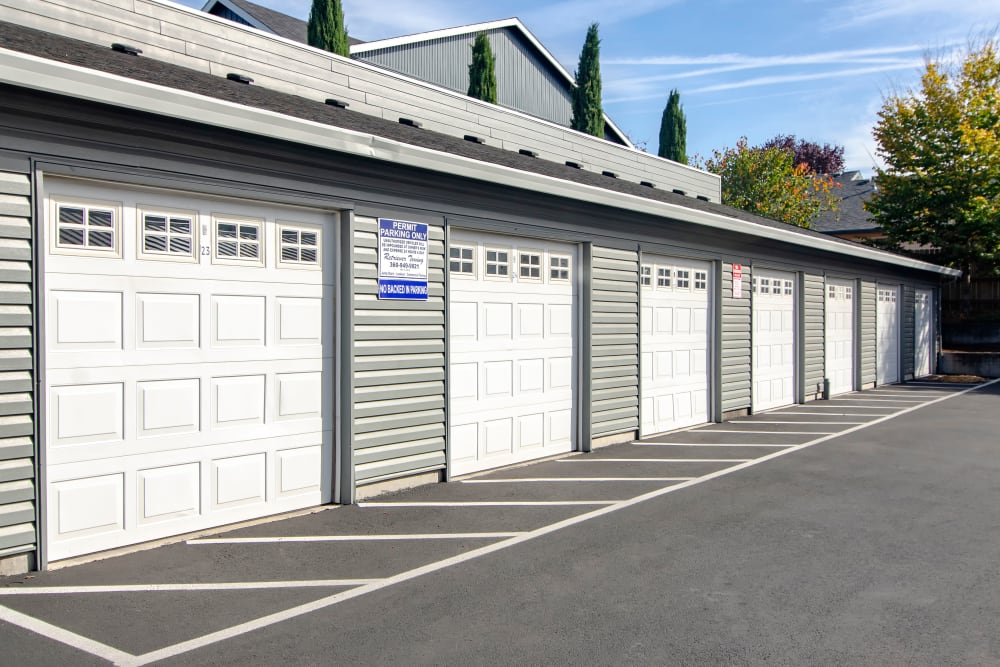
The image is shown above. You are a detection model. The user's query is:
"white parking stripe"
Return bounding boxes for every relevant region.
[831,397,925,402]
[773,405,894,410]
[695,429,837,435]
[0,580,382,595]
[774,412,882,417]
[0,604,134,664]
[462,477,695,483]
[357,501,620,507]
[188,534,523,544]
[724,421,864,425]
[633,443,793,447]
[122,379,997,667]
[556,458,751,463]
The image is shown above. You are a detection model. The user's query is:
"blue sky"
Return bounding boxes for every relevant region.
[180,0,997,173]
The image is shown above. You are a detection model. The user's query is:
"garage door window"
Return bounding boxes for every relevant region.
[640,265,652,286]
[139,210,196,261]
[656,267,671,288]
[278,225,320,268]
[449,246,475,275]
[676,269,691,289]
[53,200,120,255]
[694,270,707,290]
[215,218,262,265]
[485,249,510,277]
[783,280,794,296]
[550,255,570,281]
[519,251,542,280]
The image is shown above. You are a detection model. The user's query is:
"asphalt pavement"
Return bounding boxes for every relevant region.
[2,380,998,666]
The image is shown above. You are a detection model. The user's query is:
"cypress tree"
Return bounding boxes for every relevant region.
[467,32,498,104]
[658,89,687,163]
[570,23,605,138]
[307,0,349,57]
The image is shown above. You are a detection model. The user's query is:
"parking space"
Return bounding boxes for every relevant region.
[0,381,987,666]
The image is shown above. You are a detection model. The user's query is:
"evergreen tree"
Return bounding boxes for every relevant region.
[657,89,687,163]
[570,23,604,138]
[307,0,349,57]
[467,32,498,104]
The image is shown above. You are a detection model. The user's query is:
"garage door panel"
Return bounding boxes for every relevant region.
[51,290,123,350]
[640,256,711,436]
[877,286,900,384]
[825,279,855,395]
[448,231,576,476]
[43,179,333,560]
[752,269,796,411]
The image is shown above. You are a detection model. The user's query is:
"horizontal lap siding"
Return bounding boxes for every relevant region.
[860,280,877,387]
[721,263,751,412]
[902,285,915,380]
[0,168,35,558]
[352,217,446,484]
[3,0,721,202]
[591,247,639,437]
[802,273,824,400]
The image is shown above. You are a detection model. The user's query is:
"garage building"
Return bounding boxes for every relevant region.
[0,0,957,571]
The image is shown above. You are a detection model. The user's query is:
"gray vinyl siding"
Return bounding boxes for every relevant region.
[356,28,574,131]
[591,246,639,438]
[0,167,35,557]
[4,0,722,202]
[802,273,825,400]
[720,263,751,413]
[902,284,915,380]
[351,216,447,485]
[860,280,877,387]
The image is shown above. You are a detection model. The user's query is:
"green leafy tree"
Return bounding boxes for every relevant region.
[570,23,604,138]
[657,89,687,163]
[695,138,839,228]
[467,32,498,104]
[869,40,1000,278]
[307,0,349,57]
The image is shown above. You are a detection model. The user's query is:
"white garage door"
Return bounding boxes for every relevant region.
[639,256,710,436]
[877,286,900,385]
[448,231,576,476]
[915,289,933,377]
[43,178,334,561]
[752,269,796,411]
[825,279,855,396]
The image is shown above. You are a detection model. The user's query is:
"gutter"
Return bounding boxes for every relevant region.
[0,47,960,277]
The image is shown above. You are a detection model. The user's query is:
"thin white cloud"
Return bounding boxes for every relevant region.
[832,0,1000,29]
[688,62,921,95]
[604,44,934,67]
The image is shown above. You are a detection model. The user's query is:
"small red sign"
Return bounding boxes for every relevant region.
[732,263,743,279]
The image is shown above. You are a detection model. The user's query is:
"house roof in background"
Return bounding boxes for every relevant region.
[351,18,631,147]
[812,170,883,234]
[202,0,363,45]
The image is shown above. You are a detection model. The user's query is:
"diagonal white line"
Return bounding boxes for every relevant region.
[461,477,695,483]
[357,501,619,507]
[188,533,523,544]
[120,378,997,667]
[0,603,136,664]
[556,458,751,463]
[0,580,382,595]
[773,405,894,410]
